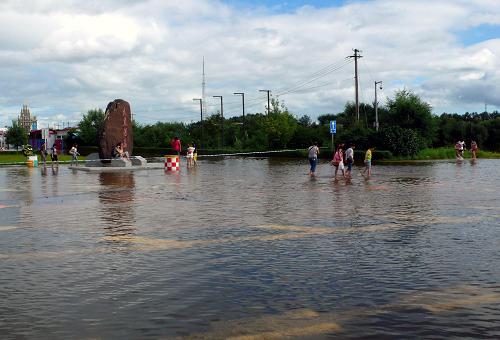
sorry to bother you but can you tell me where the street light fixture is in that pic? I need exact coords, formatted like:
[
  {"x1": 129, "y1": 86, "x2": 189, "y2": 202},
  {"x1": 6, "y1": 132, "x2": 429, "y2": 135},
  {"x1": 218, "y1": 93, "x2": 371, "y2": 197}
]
[
  {"x1": 233, "y1": 92, "x2": 245, "y2": 137},
  {"x1": 213, "y1": 95, "x2": 224, "y2": 149},
  {"x1": 193, "y1": 98, "x2": 203, "y2": 149},
  {"x1": 374, "y1": 81, "x2": 382, "y2": 132}
]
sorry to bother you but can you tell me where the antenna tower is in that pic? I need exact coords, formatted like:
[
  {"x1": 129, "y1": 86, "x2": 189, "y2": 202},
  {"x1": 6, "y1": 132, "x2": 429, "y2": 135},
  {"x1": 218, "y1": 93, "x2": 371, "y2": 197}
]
[{"x1": 202, "y1": 57, "x2": 207, "y2": 118}]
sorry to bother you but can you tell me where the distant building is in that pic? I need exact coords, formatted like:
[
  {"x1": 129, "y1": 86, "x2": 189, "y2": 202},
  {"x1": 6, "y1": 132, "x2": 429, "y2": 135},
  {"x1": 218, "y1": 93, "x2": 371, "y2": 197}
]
[
  {"x1": 0, "y1": 127, "x2": 7, "y2": 150},
  {"x1": 18, "y1": 104, "x2": 37, "y2": 132},
  {"x1": 29, "y1": 127, "x2": 71, "y2": 153}
]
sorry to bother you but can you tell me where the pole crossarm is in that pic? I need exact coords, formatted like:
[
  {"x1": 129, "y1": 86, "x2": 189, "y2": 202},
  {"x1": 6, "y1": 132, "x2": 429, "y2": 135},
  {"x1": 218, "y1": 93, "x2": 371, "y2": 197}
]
[{"x1": 348, "y1": 49, "x2": 363, "y2": 122}]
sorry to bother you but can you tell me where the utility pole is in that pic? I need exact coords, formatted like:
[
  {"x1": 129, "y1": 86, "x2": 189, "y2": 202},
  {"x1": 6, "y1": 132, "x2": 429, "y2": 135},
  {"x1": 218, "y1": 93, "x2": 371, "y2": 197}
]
[
  {"x1": 193, "y1": 98, "x2": 203, "y2": 149},
  {"x1": 259, "y1": 89, "x2": 271, "y2": 115},
  {"x1": 374, "y1": 81, "x2": 382, "y2": 132},
  {"x1": 233, "y1": 92, "x2": 245, "y2": 137},
  {"x1": 213, "y1": 96, "x2": 223, "y2": 149},
  {"x1": 202, "y1": 57, "x2": 207, "y2": 124},
  {"x1": 348, "y1": 49, "x2": 362, "y2": 122}
]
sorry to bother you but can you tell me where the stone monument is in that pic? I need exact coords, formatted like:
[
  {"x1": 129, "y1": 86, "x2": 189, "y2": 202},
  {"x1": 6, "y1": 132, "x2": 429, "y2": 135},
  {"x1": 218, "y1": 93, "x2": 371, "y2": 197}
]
[
  {"x1": 78, "y1": 99, "x2": 149, "y2": 169},
  {"x1": 99, "y1": 99, "x2": 133, "y2": 161}
]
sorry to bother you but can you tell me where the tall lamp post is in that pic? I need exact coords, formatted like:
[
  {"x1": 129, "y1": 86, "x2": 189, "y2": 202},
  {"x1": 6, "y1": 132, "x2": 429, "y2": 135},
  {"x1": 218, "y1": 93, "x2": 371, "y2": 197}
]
[
  {"x1": 374, "y1": 81, "x2": 382, "y2": 132},
  {"x1": 233, "y1": 92, "x2": 245, "y2": 137},
  {"x1": 259, "y1": 89, "x2": 271, "y2": 115},
  {"x1": 193, "y1": 98, "x2": 203, "y2": 149},
  {"x1": 213, "y1": 95, "x2": 224, "y2": 149}
]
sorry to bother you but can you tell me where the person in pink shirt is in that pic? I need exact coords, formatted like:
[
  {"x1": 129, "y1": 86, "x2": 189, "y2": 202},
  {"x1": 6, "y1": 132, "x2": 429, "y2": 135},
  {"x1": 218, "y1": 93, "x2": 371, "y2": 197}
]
[{"x1": 331, "y1": 145, "x2": 345, "y2": 180}]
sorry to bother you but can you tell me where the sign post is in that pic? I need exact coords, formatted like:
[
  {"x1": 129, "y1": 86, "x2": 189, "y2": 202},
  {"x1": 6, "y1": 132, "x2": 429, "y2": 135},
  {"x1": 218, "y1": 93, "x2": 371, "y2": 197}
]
[
  {"x1": 330, "y1": 120, "x2": 336, "y2": 153},
  {"x1": 41, "y1": 128, "x2": 49, "y2": 147}
]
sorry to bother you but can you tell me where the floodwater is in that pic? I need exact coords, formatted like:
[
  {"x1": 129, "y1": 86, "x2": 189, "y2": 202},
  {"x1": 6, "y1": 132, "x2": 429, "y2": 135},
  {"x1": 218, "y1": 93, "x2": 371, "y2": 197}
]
[{"x1": 1, "y1": 158, "x2": 499, "y2": 339}]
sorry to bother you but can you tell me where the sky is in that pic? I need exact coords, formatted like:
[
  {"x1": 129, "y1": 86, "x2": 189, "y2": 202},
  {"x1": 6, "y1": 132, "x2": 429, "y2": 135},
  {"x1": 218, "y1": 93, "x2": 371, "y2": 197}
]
[{"x1": 0, "y1": 0, "x2": 499, "y2": 128}]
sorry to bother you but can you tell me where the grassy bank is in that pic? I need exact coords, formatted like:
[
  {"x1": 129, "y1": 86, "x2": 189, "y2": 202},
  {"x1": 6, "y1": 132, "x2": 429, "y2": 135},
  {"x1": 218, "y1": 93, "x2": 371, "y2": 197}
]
[
  {"x1": 0, "y1": 152, "x2": 81, "y2": 165},
  {"x1": 386, "y1": 147, "x2": 500, "y2": 161}
]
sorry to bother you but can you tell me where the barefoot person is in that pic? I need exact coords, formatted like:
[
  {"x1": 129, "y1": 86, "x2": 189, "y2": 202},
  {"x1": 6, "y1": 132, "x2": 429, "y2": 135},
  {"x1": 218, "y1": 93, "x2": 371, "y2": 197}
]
[
  {"x1": 186, "y1": 143, "x2": 195, "y2": 167},
  {"x1": 470, "y1": 140, "x2": 478, "y2": 159},
  {"x1": 69, "y1": 143, "x2": 80, "y2": 166},
  {"x1": 331, "y1": 144, "x2": 345, "y2": 180},
  {"x1": 455, "y1": 141, "x2": 463, "y2": 160},
  {"x1": 113, "y1": 141, "x2": 130, "y2": 161},
  {"x1": 345, "y1": 143, "x2": 355, "y2": 178},
  {"x1": 50, "y1": 144, "x2": 59, "y2": 167},
  {"x1": 39, "y1": 142, "x2": 47, "y2": 166},
  {"x1": 363, "y1": 146, "x2": 374, "y2": 178},
  {"x1": 307, "y1": 142, "x2": 320, "y2": 176}
]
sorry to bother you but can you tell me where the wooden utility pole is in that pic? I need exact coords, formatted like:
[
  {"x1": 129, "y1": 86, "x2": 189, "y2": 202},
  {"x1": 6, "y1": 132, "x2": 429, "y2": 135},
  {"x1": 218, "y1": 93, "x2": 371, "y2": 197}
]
[{"x1": 348, "y1": 49, "x2": 362, "y2": 122}]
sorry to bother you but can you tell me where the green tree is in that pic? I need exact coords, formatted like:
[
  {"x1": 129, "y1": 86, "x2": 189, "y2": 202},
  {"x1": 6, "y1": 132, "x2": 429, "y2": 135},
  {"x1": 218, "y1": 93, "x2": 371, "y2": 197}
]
[
  {"x1": 378, "y1": 126, "x2": 423, "y2": 156},
  {"x1": 78, "y1": 109, "x2": 105, "y2": 146},
  {"x1": 266, "y1": 98, "x2": 298, "y2": 149},
  {"x1": 385, "y1": 90, "x2": 436, "y2": 145},
  {"x1": 5, "y1": 120, "x2": 28, "y2": 150}
]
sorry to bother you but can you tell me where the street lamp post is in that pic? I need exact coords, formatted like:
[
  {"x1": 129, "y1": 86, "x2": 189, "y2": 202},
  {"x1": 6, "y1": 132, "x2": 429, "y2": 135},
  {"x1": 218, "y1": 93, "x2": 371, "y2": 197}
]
[
  {"x1": 374, "y1": 81, "x2": 382, "y2": 132},
  {"x1": 213, "y1": 95, "x2": 224, "y2": 149},
  {"x1": 233, "y1": 92, "x2": 245, "y2": 137},
  {"x1": 193, "y1": 98, "x2": 203, "y2": 149},
  {"x1": 259, "y1": 89, "x2": 271, "y2": 115}
]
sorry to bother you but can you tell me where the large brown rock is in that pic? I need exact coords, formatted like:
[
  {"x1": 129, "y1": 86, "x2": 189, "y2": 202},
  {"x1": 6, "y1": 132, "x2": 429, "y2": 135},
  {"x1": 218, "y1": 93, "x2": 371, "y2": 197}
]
[{"x1": 99, "y1": 99, "x2": 133, "y2": 160}]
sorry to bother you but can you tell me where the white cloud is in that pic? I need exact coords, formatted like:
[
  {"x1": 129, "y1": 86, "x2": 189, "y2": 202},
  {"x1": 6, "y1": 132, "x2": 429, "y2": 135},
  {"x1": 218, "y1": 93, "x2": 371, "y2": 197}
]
[{"x1": 1, "y1": 0, "x2": 500, "y2": 127}]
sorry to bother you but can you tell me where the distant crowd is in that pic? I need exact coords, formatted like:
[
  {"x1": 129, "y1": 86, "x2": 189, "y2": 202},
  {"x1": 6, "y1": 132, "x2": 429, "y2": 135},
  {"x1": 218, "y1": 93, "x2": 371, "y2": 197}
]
[
  {"x1": 455, "y1": 140, "x2": 478, "y2": 160},
  {"x1": 307, "y1": 142, "x2": 373, "y2": 180}
]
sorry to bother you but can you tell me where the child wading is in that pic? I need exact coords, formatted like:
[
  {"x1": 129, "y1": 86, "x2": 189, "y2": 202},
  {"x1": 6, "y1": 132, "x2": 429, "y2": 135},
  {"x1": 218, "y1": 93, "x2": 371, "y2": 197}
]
[{"x1": 363, "y1": 147, "x2": 373, "y2": 178}]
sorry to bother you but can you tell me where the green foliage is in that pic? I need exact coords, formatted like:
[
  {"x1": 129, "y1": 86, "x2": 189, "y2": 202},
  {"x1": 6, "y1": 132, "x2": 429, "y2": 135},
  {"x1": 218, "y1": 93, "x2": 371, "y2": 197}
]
[
  {"x1": 79, "y1": 109, "x2": 105, "y2": 146},
  {"x1": 385, "y1": 90, "x2": 435, "y2": 145},
  {"x1": 378, "y1": 126, "x2": 423, "y2": 156},
  {"x1": 75, "y1": 92, "x2": 500, "y2": 156},
  {"x1": 5, "y1": 120, "x2": 28, "y2": 150},
  {"x1": 435, "y1": 112, "x2": 499, "y2": 151},
  {"x1": 266, "y1": 98, "x2": 298, "y2": 149},
  {"x1": 22, "y1": 144, "x2": 33, "y2": 156}
]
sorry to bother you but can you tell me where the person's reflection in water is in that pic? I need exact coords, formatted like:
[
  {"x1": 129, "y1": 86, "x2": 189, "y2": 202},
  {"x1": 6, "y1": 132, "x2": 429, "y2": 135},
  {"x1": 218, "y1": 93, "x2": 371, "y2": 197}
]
[{"x1": 98, "y1": 172, "x2": 136, "y2": 240}]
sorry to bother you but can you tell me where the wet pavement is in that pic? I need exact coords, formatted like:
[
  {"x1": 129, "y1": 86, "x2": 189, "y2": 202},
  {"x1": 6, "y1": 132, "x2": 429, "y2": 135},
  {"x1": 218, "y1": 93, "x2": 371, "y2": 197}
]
[{"x1": 1, "y1": 158, "x2": 499, "y2": 339}]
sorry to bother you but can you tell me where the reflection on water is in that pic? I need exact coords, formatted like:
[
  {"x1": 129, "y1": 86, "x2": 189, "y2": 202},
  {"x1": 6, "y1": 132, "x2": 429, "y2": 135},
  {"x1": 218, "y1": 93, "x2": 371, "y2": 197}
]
[
  {"x1": 0, "y1": 159, "x2": 499, "y2": 339},
  {"x1": 98, "y1": 172, "x2": 136, "y2": 238}
]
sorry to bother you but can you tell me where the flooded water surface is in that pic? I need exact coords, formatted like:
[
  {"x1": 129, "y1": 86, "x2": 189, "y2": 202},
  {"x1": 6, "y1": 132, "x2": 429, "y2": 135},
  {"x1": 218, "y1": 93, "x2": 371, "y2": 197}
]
[{"x1": 1, "y1": 158, "x2": 500, "y2": 339}]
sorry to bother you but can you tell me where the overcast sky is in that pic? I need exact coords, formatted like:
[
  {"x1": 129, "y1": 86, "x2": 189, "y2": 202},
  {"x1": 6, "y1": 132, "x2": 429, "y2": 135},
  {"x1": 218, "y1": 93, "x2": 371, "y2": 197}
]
[{"x1": 0, "y1": 0, "x2": 499, "y2": 128}]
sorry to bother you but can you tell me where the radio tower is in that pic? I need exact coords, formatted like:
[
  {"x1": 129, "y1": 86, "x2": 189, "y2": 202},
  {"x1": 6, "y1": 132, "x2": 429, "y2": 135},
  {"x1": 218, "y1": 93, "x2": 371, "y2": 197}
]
[{"x1": 202, "y1": 57, "x2": 207, "y2": 119}]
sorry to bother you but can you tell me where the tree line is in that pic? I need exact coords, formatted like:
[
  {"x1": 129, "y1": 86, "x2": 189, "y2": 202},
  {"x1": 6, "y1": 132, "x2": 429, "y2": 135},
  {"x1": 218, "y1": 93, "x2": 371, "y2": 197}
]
[{"x1": 71, "y1": 90, "x2": 500, "y2": 156}]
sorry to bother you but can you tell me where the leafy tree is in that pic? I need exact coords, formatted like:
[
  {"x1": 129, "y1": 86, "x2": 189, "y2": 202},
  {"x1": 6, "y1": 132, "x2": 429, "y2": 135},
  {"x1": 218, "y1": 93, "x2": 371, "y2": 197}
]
[
  {"x1": 5, "y1": 120, "x2": 27, "y2": 150},
  {"x1": 266, "y1": 98, "x2": 298, "y2": 149},
  {"x1": 78, "y1": 109, "x2": 105, "y2": 146},
  {"x1": 378, "y1": 126, "x2": 423, "y2": 156},
  {"x1": 298, "y1": 115, "x2": 312, "y2": 127},
  {"x1": 385, "y1": 90, "x2": 435, "y2": 145}
]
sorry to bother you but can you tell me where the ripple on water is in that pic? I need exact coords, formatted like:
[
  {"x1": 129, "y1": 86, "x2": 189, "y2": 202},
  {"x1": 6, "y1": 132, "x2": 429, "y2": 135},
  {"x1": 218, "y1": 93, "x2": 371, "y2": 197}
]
[{"x1": 0, "y1": 159, "x2": 499, "y2": 338}]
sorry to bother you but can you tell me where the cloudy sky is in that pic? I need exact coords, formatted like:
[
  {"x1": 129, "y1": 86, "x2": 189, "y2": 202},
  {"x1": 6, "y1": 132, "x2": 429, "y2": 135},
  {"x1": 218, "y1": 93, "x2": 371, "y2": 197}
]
[{"x1": 0, "y1": 0, "x2": 499, "y2": 128}]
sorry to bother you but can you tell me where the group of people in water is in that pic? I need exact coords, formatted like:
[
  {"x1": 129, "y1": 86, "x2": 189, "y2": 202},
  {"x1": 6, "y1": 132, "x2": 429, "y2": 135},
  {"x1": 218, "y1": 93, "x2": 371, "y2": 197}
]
[
  {"x1": 308, "y1": 142, "x2": 373, "y2": 180},
  {"x1": 455, "y1": 140, "x2": 478, "y2": 160}
]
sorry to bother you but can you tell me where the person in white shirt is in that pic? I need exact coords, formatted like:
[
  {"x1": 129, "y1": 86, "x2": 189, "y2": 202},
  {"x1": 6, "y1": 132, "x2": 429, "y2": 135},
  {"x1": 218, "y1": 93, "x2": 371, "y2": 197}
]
[
  {"x1": 186, "y1": 143, "x2": 196, "y2": 167},
  {"x1": 69, "y1": 144, "x2": 80, "y2": 166},
  {"x1": 345, "y1": 144, "x2": 355, "y2": 178},
  {"x1": 307, "y1": 142, "x2": 320, "y2": 176}
]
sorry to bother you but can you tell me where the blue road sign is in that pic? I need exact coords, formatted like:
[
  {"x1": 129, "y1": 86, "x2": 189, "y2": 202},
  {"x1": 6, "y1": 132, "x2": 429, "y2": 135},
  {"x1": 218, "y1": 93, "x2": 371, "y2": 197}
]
[{"x1": 330, "y1": 120, "x2": 336, "y2": 134}]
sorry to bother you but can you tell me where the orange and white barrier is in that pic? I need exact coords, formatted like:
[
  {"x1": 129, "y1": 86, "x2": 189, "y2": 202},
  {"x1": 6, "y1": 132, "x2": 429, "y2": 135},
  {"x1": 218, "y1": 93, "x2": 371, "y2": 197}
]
[
  {"x1": 26, "y1": 155, "x2": 38, "y2": 168},
  {"x1": 165, "y1": 155, "x2": 180, "y2": 171}
]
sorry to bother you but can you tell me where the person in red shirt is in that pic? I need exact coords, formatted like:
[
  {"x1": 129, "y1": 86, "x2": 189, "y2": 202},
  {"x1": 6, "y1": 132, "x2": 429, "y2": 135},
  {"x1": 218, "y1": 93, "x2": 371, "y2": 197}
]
[{"x1": 171, "y1": 136, "x2": 181, "y2": 156}]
